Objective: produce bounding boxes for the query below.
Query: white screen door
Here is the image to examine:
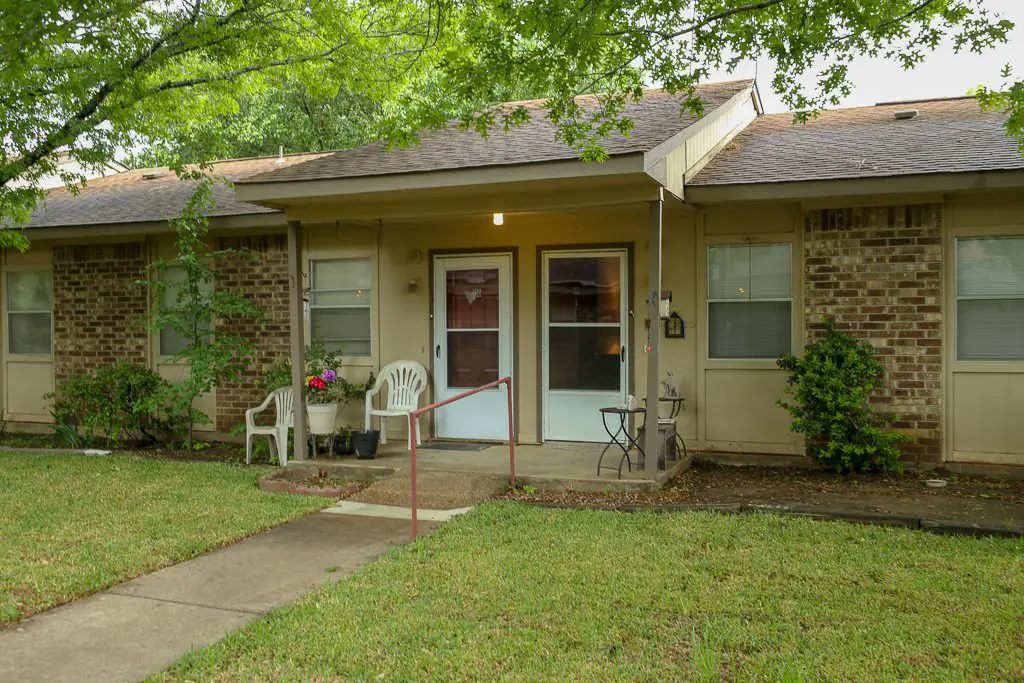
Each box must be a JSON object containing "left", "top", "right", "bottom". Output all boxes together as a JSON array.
[
  {"left": 542, "top": 249, "right": 628, "bottom": 441},
  {"left": 433, "top": 254, "right": 514, "bottom": 440}
]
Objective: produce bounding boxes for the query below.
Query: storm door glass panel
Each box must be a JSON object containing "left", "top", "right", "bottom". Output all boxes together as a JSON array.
[
  {"left": 446, "top": 268, "right": 499, "bottom": 388},
  {"left": 548, "top": 256, "right": 622, "bottom": 391},
  {"left": 548, "top": 256, "right": 620, "bottom": 323}
]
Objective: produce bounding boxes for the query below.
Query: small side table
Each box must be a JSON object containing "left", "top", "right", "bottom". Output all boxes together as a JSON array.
[{"left": 597, "top": 407, "right": 646, "bottom": 478}]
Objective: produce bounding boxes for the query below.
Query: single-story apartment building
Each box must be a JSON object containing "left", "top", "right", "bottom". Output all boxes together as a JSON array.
[{"left": 11, "top": 78, "right": 1024, "bottom": 471}]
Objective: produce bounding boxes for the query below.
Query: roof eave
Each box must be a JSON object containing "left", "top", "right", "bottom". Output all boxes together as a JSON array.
[
  {"left": 235, "top": 154, "right": 648, "bottom": 207},
  {"left": 684, "top": 169, "right": 1024, "bottom": 204},
  {"left": 20, "top": 211, "right": 287, "bottom": 239}
]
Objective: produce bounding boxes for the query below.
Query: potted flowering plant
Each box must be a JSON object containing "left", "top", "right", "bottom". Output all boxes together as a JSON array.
[{"left": 305, "top": 368, "right": 341, "bottom": 435}]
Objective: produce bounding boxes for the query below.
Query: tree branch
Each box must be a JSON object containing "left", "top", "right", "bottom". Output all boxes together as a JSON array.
[{"left": 144, "top": 44, "right": 348, "bottom": 96}]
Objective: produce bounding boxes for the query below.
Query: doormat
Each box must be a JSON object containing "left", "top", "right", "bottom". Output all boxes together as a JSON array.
[{"left": 420, "top": 442, "right": 492, "bottom": 452}]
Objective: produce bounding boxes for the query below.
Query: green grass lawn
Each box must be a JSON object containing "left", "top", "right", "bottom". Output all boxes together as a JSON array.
[
  {"left": 158, "top": 504, "right": 1023, "bottom": 681},
  {"left": 0, "top": 452, "right": 326, "bottom": 623}
]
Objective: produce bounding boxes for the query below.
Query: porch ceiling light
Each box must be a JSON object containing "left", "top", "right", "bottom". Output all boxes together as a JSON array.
[{"left": 492, "top": 212, "right": 504, "bottom": 226}]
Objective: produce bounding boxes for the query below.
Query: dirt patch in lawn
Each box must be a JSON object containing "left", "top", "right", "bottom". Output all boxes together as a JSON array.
[
  {"left": 351, "top": 471, "right": 509, "bottom": 510},
  {"left": 504, "top": 463, "right": 1024, "bottom": 530}
]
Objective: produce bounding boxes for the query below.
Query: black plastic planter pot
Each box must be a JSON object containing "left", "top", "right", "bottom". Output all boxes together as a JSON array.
[
  {"left": 352, "top": 429, "right": 380, "bottom": 459},
  {"left": 332, "top": 435, "right": 354, "bottom": 456}
]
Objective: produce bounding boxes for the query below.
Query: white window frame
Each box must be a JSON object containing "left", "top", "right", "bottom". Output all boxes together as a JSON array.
[
  {"left": 308, "top": 257, "right": 372, "bottom": 357},
  {"left": 706, "top": 242, "right": 794, "bottom": 361},
  {"left": 955, "top": 235, "right": 1024, "bottom": 362},
  {"left": 6, "top": 269, "right": 53, "bottom": 357}
]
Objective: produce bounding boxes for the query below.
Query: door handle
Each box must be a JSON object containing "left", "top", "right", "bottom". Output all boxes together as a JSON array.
[
  {"left": 436, "top": 344, "right": 440, "bottom": 359},
  {"left": 620, "top": 345, "right": 626, "bottom": 363}
]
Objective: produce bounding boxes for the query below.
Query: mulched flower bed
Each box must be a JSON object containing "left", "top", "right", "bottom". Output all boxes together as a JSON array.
[{"left": 503, "top": 462, "right": 1024, "bottom": 530}]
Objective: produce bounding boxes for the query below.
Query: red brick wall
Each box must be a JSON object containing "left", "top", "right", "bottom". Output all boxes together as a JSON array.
[
  {"left": 213, "top": 234, "right": 291, "bottom": 432},
  {"left": 803, "top": 204, "right": 943, "bottom": 463},
  {"left": 52, "top": 242, "right": 149, "bottom": 384}
]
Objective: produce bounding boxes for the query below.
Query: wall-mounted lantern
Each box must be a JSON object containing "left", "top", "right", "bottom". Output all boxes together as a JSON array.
[{"left": 665, "top": 311, "right": 685, "bottom": 339}]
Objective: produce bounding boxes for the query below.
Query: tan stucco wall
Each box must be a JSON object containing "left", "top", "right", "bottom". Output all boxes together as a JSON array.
[
  {"left": 946, "top": 190, "right": 1024, "bottom": 465},
  {"left": 697, "top": 202, "right": 803, "bottom": 455}
]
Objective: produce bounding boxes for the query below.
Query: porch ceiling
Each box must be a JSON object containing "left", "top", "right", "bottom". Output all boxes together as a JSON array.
[{"left": 265, "top": 169, "right": 670, "bottom": 222}]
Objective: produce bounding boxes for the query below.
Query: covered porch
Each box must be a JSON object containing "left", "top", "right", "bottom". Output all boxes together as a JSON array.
[{"left": 275, "top": 186, "right": 683, "bottom": 482}]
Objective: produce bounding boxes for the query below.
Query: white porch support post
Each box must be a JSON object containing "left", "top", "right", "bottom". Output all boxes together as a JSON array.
[
  {"left": 644, "top": 191, "right": 664, "bottom": 478},
  {"left": 287, "top": 220, "right": 308, "bottom": 462}
]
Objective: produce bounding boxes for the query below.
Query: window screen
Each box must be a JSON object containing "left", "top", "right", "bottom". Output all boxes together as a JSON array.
[
  {"left": 956, "top": 237, "right": 1024, "bottom": 361},
  {"left": 7, "top": 271, "right": 52, "bottom": 355},
  {"left": 707, "top": 243, "right": 792, "bottom": 359},
  {"left": 309, "top": 258, "right": 372, "bottom": 356}
]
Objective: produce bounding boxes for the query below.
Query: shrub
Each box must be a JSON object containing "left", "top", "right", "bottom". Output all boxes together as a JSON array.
[
  {"left": 47, "top": 363, "right": 183, "bottom": 446},
  {"left": 777, "top": 319, "right": 910, "bottom": 473}
]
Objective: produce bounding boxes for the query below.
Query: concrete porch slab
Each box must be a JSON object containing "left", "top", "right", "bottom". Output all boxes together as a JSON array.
[{"left": 295, "top": 440, "right": 690, "bottom": 493}]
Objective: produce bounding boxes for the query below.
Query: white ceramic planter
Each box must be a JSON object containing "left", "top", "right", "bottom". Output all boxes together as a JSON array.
[{"left": 306, "top": 403, "right": 339, "bottom": 435}]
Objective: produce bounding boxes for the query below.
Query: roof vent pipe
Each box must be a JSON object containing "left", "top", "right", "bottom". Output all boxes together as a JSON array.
[
  {"left": 276, "top": 145, "right": 285, "bottom": 163},
  {"left": 893, "top": 109, "right": 919, "bottom": 120}
]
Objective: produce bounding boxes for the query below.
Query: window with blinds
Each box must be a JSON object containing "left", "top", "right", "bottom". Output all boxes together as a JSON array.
[
  {"left": 707, "top": 243, "right": 792, "bottom": 359},
  {"left": 956, "top": 236, "right": 1024, "bottom": 361},
  {"left": 309, "top": 258, "right": 372, "bottom": 356},
  {"left": 7, "top": 270, "right": 52, "bottom": 355}
]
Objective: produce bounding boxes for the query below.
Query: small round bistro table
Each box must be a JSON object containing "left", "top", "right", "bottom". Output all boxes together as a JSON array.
[{"left": 596, "top": 407, "right": 647, "bottom": 479}]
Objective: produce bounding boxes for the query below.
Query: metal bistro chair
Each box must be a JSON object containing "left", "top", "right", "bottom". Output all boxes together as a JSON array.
[
  {"left": 364, "top": 360, "right": 428, "bottom": 450},
  {"left": 245, "top": 387, "right": 294, "bottom": 467}
]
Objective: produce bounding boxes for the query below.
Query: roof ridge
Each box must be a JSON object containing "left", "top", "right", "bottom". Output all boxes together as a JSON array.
[
  {"left": 117, "top": 150, "right": 332, "bottom": 176},
  {"left": 874, "top": 95, "right": 977, "bottom": 107},
  {"left": 496, "top": 78, "right": 755, "bottom": 109}
]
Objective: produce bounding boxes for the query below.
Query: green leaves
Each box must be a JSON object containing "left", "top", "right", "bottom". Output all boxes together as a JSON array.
[
  {"left": 2, "top": 0, "right": 1020, "bottom": 239},
  {"left": 778, "top": 319, "right": 910, "bottom": 473},
  {"left": 391, "top": 0, "right": 1020, "bottom": 160},
  {"left": 1, "top": 0, "right": 451, "bottom": 230},
  {"left": 143, "top": 176, "right": 266, "bottom": 449},
  {"left": 45, "top": 363, "right": 180, "bottom": 447}
]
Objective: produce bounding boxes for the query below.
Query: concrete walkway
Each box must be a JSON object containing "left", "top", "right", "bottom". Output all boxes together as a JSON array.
[{"left": 0, "top": 512, "right": 437, "bottom": 683}]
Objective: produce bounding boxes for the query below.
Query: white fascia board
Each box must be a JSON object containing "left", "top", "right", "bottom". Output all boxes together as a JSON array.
[{"left": 642, "top": 85, "right": 759, "bottom": 199}]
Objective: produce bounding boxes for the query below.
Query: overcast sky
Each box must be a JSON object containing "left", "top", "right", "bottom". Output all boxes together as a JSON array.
[{"left": 708, "top": 0, "right": 1023, "bottom": 113}]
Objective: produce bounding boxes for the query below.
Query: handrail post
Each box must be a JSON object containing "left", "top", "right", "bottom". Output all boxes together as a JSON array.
[
  {"left": 506, "top": 377, "right": 515, "bottom": 487},
  {"left": 409, "top": 413, "right": 418, "bottom": 540},
  {"left": 407, "top": 375, "right": 514, "bottom": 540}
]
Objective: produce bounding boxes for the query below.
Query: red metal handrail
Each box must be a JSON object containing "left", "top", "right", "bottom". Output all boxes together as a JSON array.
[{"left": 408, "top": 376, "right": 514, "bottom": 539}]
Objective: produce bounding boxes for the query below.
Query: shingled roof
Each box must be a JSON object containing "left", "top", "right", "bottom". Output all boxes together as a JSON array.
[
  {"left": 25, "top": 153, "right": 330, "bottom": 229},
  {"left": 240, "top": 80, "right": 754, "bottom": 185},
  {"left": 689, "top": 97, "right": 1023, "bottom": 186}
]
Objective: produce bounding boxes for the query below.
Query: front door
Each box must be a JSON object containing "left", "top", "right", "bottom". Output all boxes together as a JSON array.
[
  {"left": 432, "top": 254, "right": 514, "bottom": 440},
  {"left": 543, "top": 250, "right": 629, "bottom": 442}
]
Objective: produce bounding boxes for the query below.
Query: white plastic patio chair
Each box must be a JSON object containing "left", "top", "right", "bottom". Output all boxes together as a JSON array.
[
  {"left": 364, "top": 361, "right": 428, "bottom": 450},
  {"left": 245, "top": 387, "right": 294, "bottom": 467}
]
